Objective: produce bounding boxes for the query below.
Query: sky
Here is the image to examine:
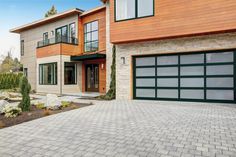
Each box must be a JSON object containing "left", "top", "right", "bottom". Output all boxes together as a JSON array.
[{"left": 0, "top": 0, "right": 102, "bottom": 59}]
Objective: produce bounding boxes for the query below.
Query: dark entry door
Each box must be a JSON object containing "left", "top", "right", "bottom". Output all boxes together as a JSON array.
[{"left": 86, "top": 64, "right": 99, "bottom": 92}]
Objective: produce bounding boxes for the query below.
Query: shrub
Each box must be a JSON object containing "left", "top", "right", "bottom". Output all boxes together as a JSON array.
[
  {"left": 61, "top": 101, "right": 71, "bottom": 108},
  {"left": 2, "top": 105, "right": 22, "bottom": 118},
  {"left": 35, "top": 103, "right": 45, "bottom": 109},
  {"left": 19, "top": 76, "right": 31, "bottom": 111},
  {"left": 0, "top": 73, "right": 23, "bottom": 90}
]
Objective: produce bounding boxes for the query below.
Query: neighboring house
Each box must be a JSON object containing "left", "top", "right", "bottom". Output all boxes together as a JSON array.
[{"left": 11, "top": 0, "right": 236, "bottom": 103}]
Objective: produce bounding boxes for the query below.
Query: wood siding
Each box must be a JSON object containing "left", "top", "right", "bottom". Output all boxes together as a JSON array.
[
  {"left": 79, "top": 8, "right": 106, "bottom": 53},
  {"left": 82, "top": 59, "right": 106, "bottom": 93},
  {"left": 109, "top": 0, "right": 236, "bottom": 43},
  {"left": 36, "top": 43, "right": 80, "bottom": 58}
]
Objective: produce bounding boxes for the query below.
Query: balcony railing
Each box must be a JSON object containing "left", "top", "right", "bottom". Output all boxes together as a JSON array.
[{"left": 37, "top": 36, "right": 78, "bottom": 48}]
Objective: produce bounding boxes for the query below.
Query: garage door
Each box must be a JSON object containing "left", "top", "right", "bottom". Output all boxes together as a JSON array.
[{"left": 133, "top": 50, "right": 235, "bottom": 103}]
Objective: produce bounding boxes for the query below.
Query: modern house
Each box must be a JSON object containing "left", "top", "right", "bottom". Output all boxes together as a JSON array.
[{"left": 11, "top": 0, "right": 236, "bottom": 103}]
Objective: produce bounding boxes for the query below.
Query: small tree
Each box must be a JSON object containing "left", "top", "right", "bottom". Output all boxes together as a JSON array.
[
  {"left": 45, "top": 5, "right": 57, "bottom": 17},
  {"left": 19, "top": 76, "right": 31, "bottom": 111}
]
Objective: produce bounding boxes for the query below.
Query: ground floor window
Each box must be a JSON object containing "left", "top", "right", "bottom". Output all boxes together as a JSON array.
[
  {"left": 64, "top": 62, "right": 77, "bottom": 85},
  {"left": 39, "top": 63, "right": 57, "bottom": 85}
]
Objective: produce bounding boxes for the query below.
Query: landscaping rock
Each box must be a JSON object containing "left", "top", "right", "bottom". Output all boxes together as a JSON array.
[
  {"left": 0, "top": 100, "right": 9, "bottom": 113},
  {"left": 45, "top": 94, "right": 61, "bottom": 110}
]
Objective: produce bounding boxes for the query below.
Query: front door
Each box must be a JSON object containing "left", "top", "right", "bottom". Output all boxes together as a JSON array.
[{"left": 86, "top": 64, "right": 99, "bottom": 92}]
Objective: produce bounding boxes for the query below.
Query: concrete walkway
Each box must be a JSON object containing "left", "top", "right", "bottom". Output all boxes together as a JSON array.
[{"left": 0, "top": 100, "right": 236, "bottom": 157}]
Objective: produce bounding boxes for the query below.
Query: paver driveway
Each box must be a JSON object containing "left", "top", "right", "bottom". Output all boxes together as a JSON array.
[{"left": 0, "top": 100, "right": 236, "bottom": 157}]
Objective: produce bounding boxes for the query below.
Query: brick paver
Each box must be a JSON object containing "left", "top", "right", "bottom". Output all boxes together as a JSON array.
[{"left": 0, "top": 100, "right": 236, "bottom": 157}]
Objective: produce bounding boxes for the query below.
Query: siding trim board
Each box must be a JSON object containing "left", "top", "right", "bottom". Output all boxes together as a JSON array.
[{"left": 133, "top": 49, "right": 236, "bottom": 103}]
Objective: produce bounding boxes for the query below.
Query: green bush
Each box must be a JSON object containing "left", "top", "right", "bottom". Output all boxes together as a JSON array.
[
  {"left": 0, "top": 73, "right": 23, "bottom": 90},
  {"left": 19, "top": 76, "right": 31, "bottom": 111}
]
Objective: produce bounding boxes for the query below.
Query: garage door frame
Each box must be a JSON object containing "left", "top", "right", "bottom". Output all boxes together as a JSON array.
[{"left": 133, "top": 49, "right": 236, "bottom": 103}]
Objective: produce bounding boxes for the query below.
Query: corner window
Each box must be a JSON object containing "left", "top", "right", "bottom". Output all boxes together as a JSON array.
[
  {"left": 64, "top": 62, "right": 77, "bottom": 85},
  {"left": 115, "top": 0, "right": 154, "bottom": 21},
  {"left": 39, "top": 63, "right": 57, "bottom": 85},
  {"left": 84, "top": 21, "right": 98, "bottom": 52},
  {"left": 21, "top": 40, "right": 24, "bottom": 56}
]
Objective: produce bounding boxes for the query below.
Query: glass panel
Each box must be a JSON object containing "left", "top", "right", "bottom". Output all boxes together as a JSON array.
[
  {"left": 95, "top": 67, "right": 99, "bottom": 88},
  {"left": 157, "top": 56, "right": 178, "bottom": 65},
  {"left": 85, "top": 33, "right": 91, "bottom": 42},
  {"left": 157, "top": 89, "right": 178, "bottom": 98},
  {"left": 180, "top": 78, "right": 204, "bottom": 87},
  {"left": 136, "top": 57, "right": 155, "bottom": 66},
  {"left": 69, "top": 23, "right": 75, "bottom": 38},
  {"left": 207, "top": 77, "right": 234, "bottom": 88},
  {"left": 157, "top": 67, "right": 178, "bottom": 76},
  {"left": 136, "top": 78, "right": 155, "bottom": 87},
  {"left": 92, "top": 31, "right": 98, "bottom": 41},
  {"left": 137, "top": 0, "right": 154, "bottom": 17},
  {"left": 92, "top": 21, "right": 98, "bottom": 31},
  {"left": 206, "top": 52, "right": 233, "bottom": 63},
  {"left": 87, "top": 67, "right": 91, "bottom": 88},
  {"left": 64, "top": 62, "right": 76, "bottom": 85},
  {"left": 39, "top": 63, "right": 57, "bottom": 85},
  {"left": 181, "top": 90, "right": 204, "bottom": 99},
  {"left": 136, "top": 89, "right": 155, "bottom": 98},
  {"left": 136, "top": 68, "right": 155, "bottom": 76},
  {"left": 180, "top": 54, "right": 204, "bottom": 64},
  {"left": 116, "top": 0, "right": 135, "bottom": 21},
  {"left": 91, "top": 41, "right": 98, "bottom": 51},
  {"left": 207, "top": 90, "right": 234, "bottom": 100},
  {"left": 157, "top": 78, "right": 178, "bottom": 87},
  {"left": 85, "top": 43, "right": 91, "bottom": 52},
  {"left": 206, "top": 65, "right": 233, "bottom": 75},
  {"left": 85, "top": 23, "right": 91, "bottom": 32},
  {"left": 180, "top": 66, "right": 204, "bottom": 76},
  {"left": 62, "top": 26, "right": 68, "bottom": 37}
]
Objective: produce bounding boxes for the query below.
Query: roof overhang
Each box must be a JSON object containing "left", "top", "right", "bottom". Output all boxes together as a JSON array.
[
  {"left": 10, "top": 8, "right": 84, "bottom": 33},
  {"left": 71, "top": 53, "right": 106, "bottom": 61}
]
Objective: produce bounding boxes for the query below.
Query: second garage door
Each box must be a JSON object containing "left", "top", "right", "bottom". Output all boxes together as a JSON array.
[{"left": 133, "top": 50, "right": 235, "bottom": 103}]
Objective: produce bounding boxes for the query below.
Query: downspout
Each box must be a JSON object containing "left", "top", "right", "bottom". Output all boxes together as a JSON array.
[{"left": 60, "top": 43, "right": 63, "bottom": 96}]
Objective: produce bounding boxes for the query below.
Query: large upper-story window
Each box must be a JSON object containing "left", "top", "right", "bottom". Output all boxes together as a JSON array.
[
  {"left": 115, "top": 0, "right": 154, "bottom": 21},
  {"left": 84, "top": 21, "right": 98, "bottom": 52},
  {"left": 56, "top": 25, "right": 68, "bottom": 43},
  {"left": 39, "top": 63, "right": 57, "bottom": 85}
]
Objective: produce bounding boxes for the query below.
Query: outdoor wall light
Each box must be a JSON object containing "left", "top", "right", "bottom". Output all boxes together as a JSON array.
[
  {"left": 101, "top": 63, "right": 104, "bottom": 70},
  {"left": 121, "top": 57, "right": 125, "bottom": 64}
]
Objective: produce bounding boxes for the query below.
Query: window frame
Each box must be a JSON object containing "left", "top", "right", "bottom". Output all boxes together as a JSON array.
[
  {"left": 55, "top": 25, "right": 68, "bottom": 43},
  {"left": 64, "top": 62, "right": 77, "bottom": 85},
  {"left": 20, "top": 40, "right": 24, "bottom": 56},
  {"left": 39, "top": 62, "right": 57, "bottom": 85},
  {"left": 84, "top": 20, "right": 99, "bottom": 53},
  {"left": 114, "top": 0, "right": 155, "bottom": 22}
]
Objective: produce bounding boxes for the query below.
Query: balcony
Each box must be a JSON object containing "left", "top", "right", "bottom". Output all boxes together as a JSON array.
[{"left": 37, "top": 36, "right": 78, "bottom": 48}]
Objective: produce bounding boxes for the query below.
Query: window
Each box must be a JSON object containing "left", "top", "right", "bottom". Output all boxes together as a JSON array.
[
  {"left": 64, "top": 62, "right": 77, "bottom": 85},
  {"left": 84, "top": 21, "right": 98, "bottom": 52},
  {"left": 39, "top": 63, "right": 57, "bottom": 85},
  {"left": 115, "top": 0, "right": 154, "bottom": 21},
  {"left": 23, "top": 68, "right": 28, "bottom": 78},
  {"left": 21, "top": 40, "right": 24, "bottom": 56},
  {"left": 55, "top": 25, "right": 68, "bottom": 43},
  {"left": 43, "top": 32, "right": 48, "bottom": 45},
  {"left": 69, "top": 23, "right": 76, "bottom": 44}
]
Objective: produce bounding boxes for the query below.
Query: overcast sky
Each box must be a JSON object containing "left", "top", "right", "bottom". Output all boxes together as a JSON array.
[{"left": 0, "top": 0, "right": 102, "bottom": 59}]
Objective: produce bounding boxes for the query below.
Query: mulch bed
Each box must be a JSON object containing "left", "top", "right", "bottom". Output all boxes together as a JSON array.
[{"left": 0, "top": 102, "right": 93, "bottom": 129}]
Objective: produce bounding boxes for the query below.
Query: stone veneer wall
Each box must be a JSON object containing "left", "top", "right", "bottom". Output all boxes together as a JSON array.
[
  {"left": 36, "top": 55, "right": 82, "bottom": 95},
  {"left": 116, "top": 33, "right": 236, "bottom": 100},
  {"left": 105, "top": 1, "right": 113, "bottom": 92}
]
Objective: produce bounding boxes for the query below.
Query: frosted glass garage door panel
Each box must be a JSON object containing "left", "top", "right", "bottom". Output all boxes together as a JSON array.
[
  {"left": 206, "top": 65, "right": 233, "bottom": 75},
  {"left": 206, "top": 52, "right": 233, "bottom": 63},
  {"left": 180, "top": 54, "right": 204, "bottom": 64},
  {"left": 136, "top": 57, "right": 155, "bottom": 66},
  {"left": 157, "top": 56, "right": 178, "bottom": 65},
  {"left": 157, "top": 78, "right": 178, "bottom": 87},
  {"left": 207, "top": 90, "right": 234, "bottom": 100},
  {"left": 180, "top": 78, "right": 204, "bottom": 87},
  {"left": 157, "top": 89, "right": 178, "bottom": 98},
  {"left": 180, "top": 66, "right": 204, "bottom": 76},
  {"left": 181, "top": 90, "right": 204, "bottom": 99},
  {"left": 136, "top": 68, "right": 155, "bottom": 76},
  {"left": 136, "top": 78, "right": 155, "bottom": 87},
  {"left": 207, "top": 77, "right": 234, "bottom": 88},
  {"left": 157, "top": 67, "right": 178, "bottom": 76},
  {"left": 136, "top": 89, "right": 155, "bottom": 98}
]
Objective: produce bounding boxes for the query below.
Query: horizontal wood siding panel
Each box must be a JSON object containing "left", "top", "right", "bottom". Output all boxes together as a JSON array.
[
  {"left": 110, "top": 0, "right": 236, "bottom": 43},
  {"left": 80, "top": 8, "right": 106, "bottom": 54}
]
